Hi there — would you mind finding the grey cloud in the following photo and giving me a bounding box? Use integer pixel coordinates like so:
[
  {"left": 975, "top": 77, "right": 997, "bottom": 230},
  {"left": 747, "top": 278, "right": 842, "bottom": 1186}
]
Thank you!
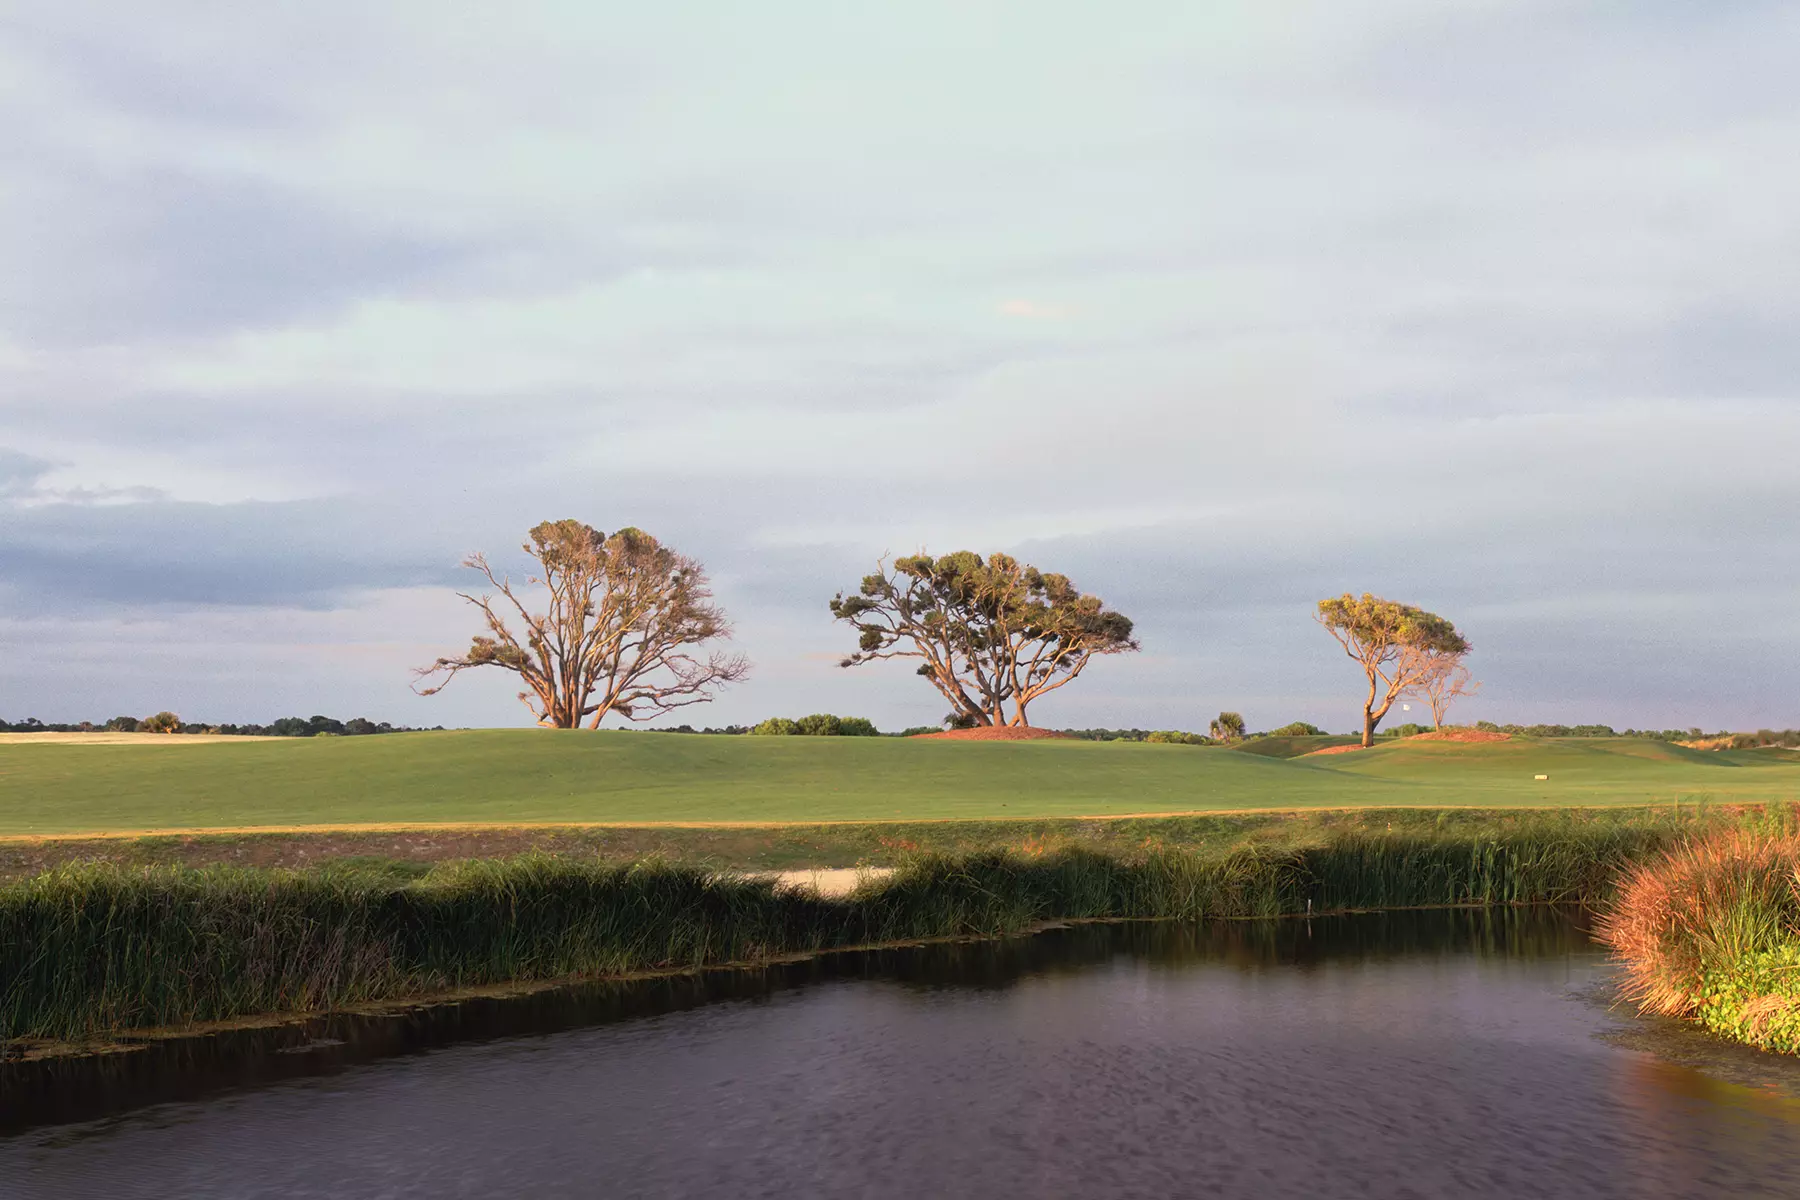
[
  {"left": 0, "top": 166, "right": 469, "bottom": 344},
  {"left": 1, "top": 1, "right": 1797, "bottom": 730},
  {"left": 0, "top": 496, "right": 465, "bottom": 611}
]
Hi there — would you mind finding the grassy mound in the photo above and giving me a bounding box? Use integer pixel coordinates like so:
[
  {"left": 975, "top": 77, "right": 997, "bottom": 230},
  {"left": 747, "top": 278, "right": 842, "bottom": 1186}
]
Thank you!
[
  {"left": 1599, "top": 828, "right": 1800, "bottom": 1054},
  {"left": 1233, "top": 734, "right": 1360, "bottom": 758},
  {"left": 9, "top": 730, "right": 1798, "bottom": 834}
]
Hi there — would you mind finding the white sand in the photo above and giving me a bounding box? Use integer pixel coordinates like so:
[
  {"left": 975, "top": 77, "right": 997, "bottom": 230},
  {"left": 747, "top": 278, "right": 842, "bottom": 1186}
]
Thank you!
[{"left": 770, "top": 867, "right": 894, "bottom": 897}]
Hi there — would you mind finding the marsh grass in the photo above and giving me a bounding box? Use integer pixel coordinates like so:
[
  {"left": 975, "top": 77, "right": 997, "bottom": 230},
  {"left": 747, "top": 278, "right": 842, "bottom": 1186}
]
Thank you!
[
  {"left": 3, "top": 809, "right": 1779, "bottom": 1048},
  {"left": 1598, "top": 818, "right": 1800, "bottom": 1053}
]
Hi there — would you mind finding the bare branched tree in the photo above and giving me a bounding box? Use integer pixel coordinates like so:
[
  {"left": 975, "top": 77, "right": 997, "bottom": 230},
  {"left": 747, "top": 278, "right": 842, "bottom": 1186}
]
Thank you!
[
  {"left": 415, "top": 521, "right": 749, "bottom": 728},
  {"left": 1317, "top": 592, "right": 1470, "bottom": 747},
  {"left": 1405, "top": 652, "right": 1480, "bottom": 729},
  {"left": 830, "top": 551, "right": 1138, "bottom": 727}
]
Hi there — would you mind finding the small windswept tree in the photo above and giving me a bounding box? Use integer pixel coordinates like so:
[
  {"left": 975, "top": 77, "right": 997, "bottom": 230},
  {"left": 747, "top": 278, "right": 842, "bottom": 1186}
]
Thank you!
[
  {"left": 1317, "top": 593, "right": 1470, "bottom": 747},
  {"left": 830, "top": 551, "right": 1138, "bottom": 727},
  {"left": 138, "top": 711, "right": 182, "bottom": 734},
  {"left": 416, "top": 521, "right": 749, "bottom": 728},
  {"left": 1209, "top": 711, "right": 1246, "bottom": 743},
  {"left": 1408, "top": 654, "right": 1479, "bottom": 730}
]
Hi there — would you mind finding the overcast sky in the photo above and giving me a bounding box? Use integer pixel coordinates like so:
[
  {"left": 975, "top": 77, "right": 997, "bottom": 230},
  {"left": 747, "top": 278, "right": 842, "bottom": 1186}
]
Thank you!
[{"left": 2, "top": 1, "right": 1796, "bottom": 733}]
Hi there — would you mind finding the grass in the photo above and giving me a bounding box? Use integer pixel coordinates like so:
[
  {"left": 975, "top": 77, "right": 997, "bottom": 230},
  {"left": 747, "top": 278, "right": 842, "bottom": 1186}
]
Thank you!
[
  {"left": 3, "top": 807, "right": 1707, "bottom": 1049},
  {"left": 0, "top": 806, "right": 1748, "bottom": 878},
  {"left": 3, "top": 730, "right": 1799, "bottom": 835},
  {"left": 1599, "top": 816, "right": 1800, "bottom": 1054}
]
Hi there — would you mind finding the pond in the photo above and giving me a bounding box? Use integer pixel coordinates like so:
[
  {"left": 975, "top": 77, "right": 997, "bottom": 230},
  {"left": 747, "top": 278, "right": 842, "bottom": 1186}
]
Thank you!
[{"left": 5, "top": 909, "right": 1800, "bottom": 1198}]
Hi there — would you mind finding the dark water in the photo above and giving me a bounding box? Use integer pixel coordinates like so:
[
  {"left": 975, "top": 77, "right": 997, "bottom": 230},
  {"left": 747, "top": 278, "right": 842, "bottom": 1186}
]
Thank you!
[{"left": 6, "top": 910, "right": 1800, "bottom": 1199}]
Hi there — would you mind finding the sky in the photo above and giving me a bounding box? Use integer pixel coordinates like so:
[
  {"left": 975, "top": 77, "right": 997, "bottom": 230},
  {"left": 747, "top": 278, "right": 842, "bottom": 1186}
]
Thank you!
[{"left": 2, "top": 1, "right": 1796, "bottom": 734}]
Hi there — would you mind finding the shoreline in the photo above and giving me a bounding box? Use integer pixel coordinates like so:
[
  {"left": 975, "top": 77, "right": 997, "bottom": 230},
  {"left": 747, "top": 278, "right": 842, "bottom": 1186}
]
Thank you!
[{"left": 2, "top": 902, "right": 1576, "bottom": 1065}]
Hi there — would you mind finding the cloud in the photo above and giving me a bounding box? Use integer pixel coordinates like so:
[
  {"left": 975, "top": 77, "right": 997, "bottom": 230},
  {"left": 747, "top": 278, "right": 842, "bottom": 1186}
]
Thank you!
[{"left": 1, "top": 0, "right": 1796, "bottom": 730}]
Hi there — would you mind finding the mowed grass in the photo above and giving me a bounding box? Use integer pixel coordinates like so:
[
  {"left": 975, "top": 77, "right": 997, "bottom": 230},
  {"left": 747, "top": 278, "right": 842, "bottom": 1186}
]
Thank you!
[{"left": 3, "top": 731, "right": 1799, "bottom": 836}]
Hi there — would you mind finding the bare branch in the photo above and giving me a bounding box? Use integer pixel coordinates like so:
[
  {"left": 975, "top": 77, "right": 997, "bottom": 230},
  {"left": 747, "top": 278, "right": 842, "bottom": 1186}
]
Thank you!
[{"left": 415, "top": 521, "right": 749, "bottom": 728}]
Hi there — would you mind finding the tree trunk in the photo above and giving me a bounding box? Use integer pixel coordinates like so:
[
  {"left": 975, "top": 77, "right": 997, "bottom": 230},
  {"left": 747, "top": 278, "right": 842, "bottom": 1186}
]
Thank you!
[{"left": 1362, "top": 708, "right": 1378, "bottom": 748}]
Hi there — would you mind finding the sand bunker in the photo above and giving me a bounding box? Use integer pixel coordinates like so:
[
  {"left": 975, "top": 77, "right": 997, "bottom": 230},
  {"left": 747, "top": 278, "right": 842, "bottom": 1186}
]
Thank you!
[
  {"left": 1304, "top": 744, "right": 1367, "bottom": 756},
  {"left": 910, "top": 727, "right": 1071, "bottom": 741}
]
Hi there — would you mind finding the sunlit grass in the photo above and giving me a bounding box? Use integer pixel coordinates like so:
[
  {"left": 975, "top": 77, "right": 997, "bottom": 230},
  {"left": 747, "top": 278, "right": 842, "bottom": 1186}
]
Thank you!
[{"left": 3, "top": 807, "right": 1731, "bottom": 1048}]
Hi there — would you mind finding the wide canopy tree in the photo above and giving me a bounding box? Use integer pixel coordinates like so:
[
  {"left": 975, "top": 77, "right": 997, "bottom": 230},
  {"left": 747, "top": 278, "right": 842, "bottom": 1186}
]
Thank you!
[
  {"left": 416, "top": 521, "right": 749, "bottom": 728},
  {"left": 830, "top": 551, "right": 1138, "bottom": 727},
  {"left": 1317, "top": 593, "right": 1470, "bottom": 747}
]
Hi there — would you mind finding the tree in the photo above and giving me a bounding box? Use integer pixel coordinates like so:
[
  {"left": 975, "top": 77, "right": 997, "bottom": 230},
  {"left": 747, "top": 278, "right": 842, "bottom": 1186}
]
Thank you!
[
  {"left": 1209, "top": 711, "right": 1246, "bottom": 742},
  {"left": 1407, "top": 654, "right": 1479, "bottom": 729},
  {"left": 138, "top": 711, "right": 182, "bottom": 734},
  {"left": 830, "top": 551, "right": 1138, "bottom": 727},
  {"left": 1317, "top": 593, "right": 1470, "bottom": 747},
  {"left": 417, "top": 521, "right": 749, "bottom": 728},
  {"left": 104, "top": 715, "right": 139, "bottom": 732}
]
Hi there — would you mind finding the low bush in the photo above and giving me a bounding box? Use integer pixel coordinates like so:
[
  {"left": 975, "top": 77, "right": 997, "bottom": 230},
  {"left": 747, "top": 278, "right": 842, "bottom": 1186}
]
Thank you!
[
  {"left": 748, "top": 714, "right": 879, "bottom": 737},
  {"left": 1598, "top": 828, "right": 1800, "bottom": 1054}
]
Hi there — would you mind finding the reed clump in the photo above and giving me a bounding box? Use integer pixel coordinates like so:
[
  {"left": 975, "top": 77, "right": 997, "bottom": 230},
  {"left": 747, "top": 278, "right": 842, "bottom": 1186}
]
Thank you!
[
  {"left": 1598, "top": 828, "right": 1800, "bottom": 1054},
  {"left": 0, "top": 816, "right": 1709, "bottom": 1048}
]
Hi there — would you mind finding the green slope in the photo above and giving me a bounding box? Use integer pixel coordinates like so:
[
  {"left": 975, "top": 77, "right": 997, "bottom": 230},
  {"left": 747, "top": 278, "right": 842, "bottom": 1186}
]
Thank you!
[{"left": 1, "top": 731, "right": 1796, "bottom": 835}]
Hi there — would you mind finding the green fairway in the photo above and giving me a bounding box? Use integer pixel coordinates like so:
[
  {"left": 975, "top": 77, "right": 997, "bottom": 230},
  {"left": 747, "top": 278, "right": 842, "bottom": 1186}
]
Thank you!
[{"left": 2, "top": 731, "right": 1798, "bottom": 836}]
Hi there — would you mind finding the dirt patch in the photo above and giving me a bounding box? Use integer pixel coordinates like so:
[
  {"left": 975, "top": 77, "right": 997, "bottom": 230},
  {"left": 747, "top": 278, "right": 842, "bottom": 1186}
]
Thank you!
[
  {"left": 1304, "top": 744, "right": 1368, "bottom": 757},
  {"left": 910, "top": 727, "right": 1071, "bottom": 741},
  {"left": 1405, "top": 730, "right": 1512, "bottom": 743}
]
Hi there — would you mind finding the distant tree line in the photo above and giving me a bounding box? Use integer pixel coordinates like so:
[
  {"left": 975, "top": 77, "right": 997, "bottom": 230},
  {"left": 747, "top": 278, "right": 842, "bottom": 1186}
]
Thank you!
[
  {"left": 1058, "top": 721, "right": 1330, "bottom": 745},
  {"left": 0, "top": 715, "right": 435, "bottom": 736},
  {"left": 647, "top": 715, "right": 883, "bottom": 736}
]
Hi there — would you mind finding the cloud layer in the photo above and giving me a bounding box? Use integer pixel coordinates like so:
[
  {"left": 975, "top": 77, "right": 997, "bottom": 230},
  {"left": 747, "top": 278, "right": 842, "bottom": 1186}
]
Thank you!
[{"left": 3, "top": 1, "right": 1796, "bottom": 731}]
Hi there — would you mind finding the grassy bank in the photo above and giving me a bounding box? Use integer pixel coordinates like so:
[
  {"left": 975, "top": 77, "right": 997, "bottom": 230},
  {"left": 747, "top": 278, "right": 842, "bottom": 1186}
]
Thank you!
[
  {"left": 5, "top": 730, "right": 1799, "bottom": 834},
  {"left": 0, "top": 805, "right": 1746, "bottom": 880},
  {"left": 1600, "top": 823, "right": 1800, "bottom": 1055},
  {"left": 2, "top": 810, "right": 1718, "bottom": 1050}
]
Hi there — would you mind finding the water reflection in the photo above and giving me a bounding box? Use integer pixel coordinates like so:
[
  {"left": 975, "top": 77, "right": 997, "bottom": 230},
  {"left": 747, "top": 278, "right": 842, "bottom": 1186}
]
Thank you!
[
  {"left": 4, "top": 908, "right": 1799, "bottom": 1199},
  {"left": 1, "top": 908, "right": 1588, "bottom": 1134}
]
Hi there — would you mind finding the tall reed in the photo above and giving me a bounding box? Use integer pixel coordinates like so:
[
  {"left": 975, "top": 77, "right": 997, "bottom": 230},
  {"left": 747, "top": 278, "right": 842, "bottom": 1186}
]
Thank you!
[
  {"left": 1597, "top": 831, "right": 1800, "bottom": 1053},
  {"left": 0, "top": 818, "right": 1699, "bottom": 1048}
]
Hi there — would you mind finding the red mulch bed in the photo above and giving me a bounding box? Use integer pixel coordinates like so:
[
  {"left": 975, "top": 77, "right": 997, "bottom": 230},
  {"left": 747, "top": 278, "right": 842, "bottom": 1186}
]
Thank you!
[{"left": 1405, "top": 730, "right": 1511, "bottom": 743}]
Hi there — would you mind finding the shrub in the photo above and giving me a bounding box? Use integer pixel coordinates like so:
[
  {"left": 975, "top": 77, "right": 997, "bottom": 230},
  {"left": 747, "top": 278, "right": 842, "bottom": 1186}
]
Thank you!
[
  {"left": 753, "top": 714, "right": 880, "bottom": 736},
  {"left": 1266, "top": 721, "right": 1326, "bottom": 737},
  {"left": 136, "top": 711, "right": 182, "bottom": 734},
  {"left": 1145, "top": 730, "right": 1209, "bottom": 745},
  {"left": 1598, "top": 828, "right": 1800, "bottom": 1054}
]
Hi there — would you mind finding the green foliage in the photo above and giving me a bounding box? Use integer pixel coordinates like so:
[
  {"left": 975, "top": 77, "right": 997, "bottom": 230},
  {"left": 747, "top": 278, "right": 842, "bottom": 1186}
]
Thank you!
[
  {"left": 137, "top": 711, "right": 182, "bottom": 734},
  {"left": 1317, "top": 593, "right": 1468, "bottom": 658},
  {"left": 1145, "top": 730, "right": 1210, "bottom": 745},
  {"left": 1378, "top": 723, "right": 1434, "bottom": 738},
  {"left": 749, "top": 714, "right": 880, "bottom": 737},
  {"left": 1266, "top": 721, "right": 1327, "bottom": 737},
  {"left": 1209, "top": 711, "right": 1247, "bottom": 742},
  {"left": 831, "top": 551, "right": 1137, "bottom": 726},
  {"left": 104, "top": 716, "right": 139, "bottom": 733}
]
